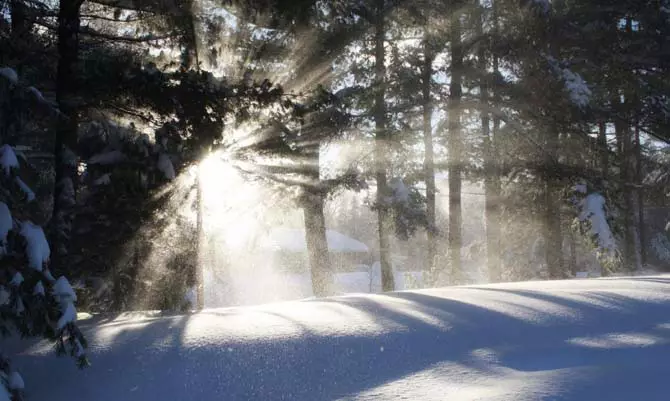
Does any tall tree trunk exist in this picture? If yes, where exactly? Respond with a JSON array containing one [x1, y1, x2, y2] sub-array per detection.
[[568, 228, 578, 276], [374, 0, 394, 292], [195, 165, 204, 309], [490, 0, 503, 280], [303, 181, 332, 297], [635, 125, 646, 266], [478, 1, 500, 283], [598, 121, 608, 179], [422, 35, 436, 276], [52, 0, 81, 274], [182, 8, 205, 308], [448, 11, 463, 284], [544, 128, 564, 278], [615, 115, 642, 272], [10, 0, 29, 40]]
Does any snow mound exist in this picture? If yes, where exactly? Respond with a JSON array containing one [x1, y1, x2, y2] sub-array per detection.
[[7, 276, 670, 401]]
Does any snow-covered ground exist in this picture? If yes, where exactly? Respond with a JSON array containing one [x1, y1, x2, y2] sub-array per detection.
[[6, 276, 670, 400]]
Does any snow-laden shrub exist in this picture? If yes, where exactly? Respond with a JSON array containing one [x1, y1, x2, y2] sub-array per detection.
[[573, 181, 620, 273], [0, 67, 88, 400]]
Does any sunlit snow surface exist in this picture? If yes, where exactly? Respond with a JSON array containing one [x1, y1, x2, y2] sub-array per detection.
[[7, 276, 670, 401]]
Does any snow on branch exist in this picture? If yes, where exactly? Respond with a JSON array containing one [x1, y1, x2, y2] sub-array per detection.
[[545, 55, 592, 108], [20, 222, 50, 272], [574, 183, 617, 261], [0, 145, 19, 176]]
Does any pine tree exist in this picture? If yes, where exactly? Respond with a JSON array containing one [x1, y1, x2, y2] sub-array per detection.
[[0, 67, 88, 401]]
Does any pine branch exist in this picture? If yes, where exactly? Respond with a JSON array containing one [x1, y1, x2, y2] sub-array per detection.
[[79, 27, 177, 43]]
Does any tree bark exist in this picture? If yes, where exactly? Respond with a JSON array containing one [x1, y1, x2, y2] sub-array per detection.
[[615, 114, 642, 272], [598, 121, 608, 179], [374, 0, 394, 292], [195, 165, 204, 309], [448, 10, 463, 284], [544, 128, 564, 279], [10, 0, 30, 40], [422, 36, 436, 276], [52, 0, 82, 274], [303, 190, 332, 297], [635, 125, 646, 266], [478, 1, 501, 283]]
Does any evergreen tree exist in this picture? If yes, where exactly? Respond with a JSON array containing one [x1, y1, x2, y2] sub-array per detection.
[[0, 67, 88, 401]]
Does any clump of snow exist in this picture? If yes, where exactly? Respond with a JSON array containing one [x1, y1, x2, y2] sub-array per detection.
[[15, 177, 35, 202], [157, 153, 176, 180], [19, 222, 50, 271], [10, 272, 23, 287], [0, 286, 10, 305], [53, 276, 78, 330], [57, 302, 77, 330], [33, 281, 45, 296], [0, 67, 18, 84], [561, 68, 591, 108], [650, 233, 670, 262], [93, 174, 111, 186], [8, 372, 24, 390], [88, 150, 127, 165], [574, 182, 587, 194], [388, 177, 410, 205], [43, 269, 55, 283], [578, 192, 617, 257], [53, 277, 77, 304], [184, 286, 197, 309], [0, 145, 19, 176], [0, 202, 12, 255], [545, 56, 591, 108], [28, 86, 45, 103]]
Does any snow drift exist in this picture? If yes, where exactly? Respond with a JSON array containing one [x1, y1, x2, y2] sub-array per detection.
[[5, 276, 670, 401]]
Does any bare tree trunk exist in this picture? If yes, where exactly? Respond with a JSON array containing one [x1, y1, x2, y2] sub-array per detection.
[[10, 0, 29, 40], [422, 36, 437, 276], [568, 228, 578, 276], [490, 0, 503, 280], [374, 0, 394, 292], [448, 10, 463, 284], [616, 115, 642, 272], [195, 165, 204, 309], [598, 121, 608, 179], [635, 125, 646, 266], [478, 1, 500, 283], [52, 0, 82, 274], [544, 128, 564, 279], [303, 190, 332, 297]]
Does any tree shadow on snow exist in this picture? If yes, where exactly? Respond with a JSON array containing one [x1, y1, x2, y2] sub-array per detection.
[[9, 279, 670, 401]]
